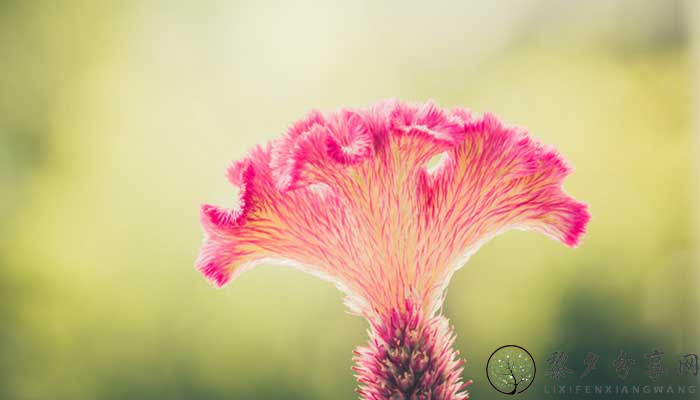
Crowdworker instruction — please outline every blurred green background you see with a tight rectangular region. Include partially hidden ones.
[1,1,699,399]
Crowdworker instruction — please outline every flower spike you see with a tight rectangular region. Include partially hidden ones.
[195,99,589,399]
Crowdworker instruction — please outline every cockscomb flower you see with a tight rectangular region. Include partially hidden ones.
[195,99,589,399]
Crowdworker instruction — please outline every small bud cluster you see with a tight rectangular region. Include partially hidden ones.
[353,303,471,400]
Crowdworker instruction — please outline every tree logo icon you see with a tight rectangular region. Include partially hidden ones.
[486,345,536,395]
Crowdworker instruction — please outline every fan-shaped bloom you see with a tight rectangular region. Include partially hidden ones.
[195,99,589,399]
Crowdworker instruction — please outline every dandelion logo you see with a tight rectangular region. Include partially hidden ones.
[487,345,536,395]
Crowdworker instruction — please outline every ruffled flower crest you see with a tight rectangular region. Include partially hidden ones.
[195,99,589,321]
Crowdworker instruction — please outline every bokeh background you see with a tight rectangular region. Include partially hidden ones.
[2,0,699,399]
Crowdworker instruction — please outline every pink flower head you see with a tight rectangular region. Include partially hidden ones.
[195,99,589,399]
